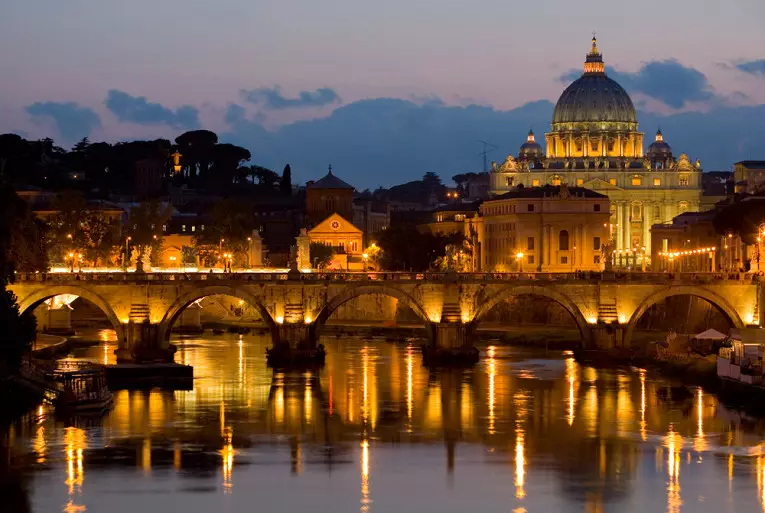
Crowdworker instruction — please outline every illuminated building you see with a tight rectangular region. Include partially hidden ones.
[490,37,703,263]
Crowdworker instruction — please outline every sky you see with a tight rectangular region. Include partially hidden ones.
[2,0,765,188]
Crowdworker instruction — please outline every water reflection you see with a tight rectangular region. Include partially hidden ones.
[6,334,765,512]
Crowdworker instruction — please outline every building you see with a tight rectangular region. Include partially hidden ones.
[306,166,354,226]
[306,213,364,270]
[477,185,609,272]
[421,203,481,236]
[733,161,765,194]
[353,199,390,244]
[489,37,703,263]
[651,210,742,272]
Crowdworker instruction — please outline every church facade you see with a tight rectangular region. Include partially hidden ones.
[489,37,703,264]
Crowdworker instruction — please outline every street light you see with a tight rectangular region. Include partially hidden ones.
[362,252,369,270]
[516,251,524,273]
[125,236,132,270]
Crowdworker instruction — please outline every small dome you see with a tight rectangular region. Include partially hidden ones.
[519,129,543,158]
[647,129,673,158]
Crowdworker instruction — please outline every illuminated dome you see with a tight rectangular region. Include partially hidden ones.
[551,37,637,129]
[646,129,673,158]
[519,129,543,158]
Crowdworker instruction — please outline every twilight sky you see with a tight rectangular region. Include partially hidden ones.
[2,0,765,188]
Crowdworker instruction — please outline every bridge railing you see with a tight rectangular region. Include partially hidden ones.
[12,271,760,284]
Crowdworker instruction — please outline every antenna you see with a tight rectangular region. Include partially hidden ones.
[477,140,498,172]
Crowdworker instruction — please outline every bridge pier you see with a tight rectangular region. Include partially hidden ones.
[590,324,626,350]
[116,303,177,363]
[267,322,324,367]
[423,323,479,366]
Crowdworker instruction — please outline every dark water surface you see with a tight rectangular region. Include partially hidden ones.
[4,332,765,513]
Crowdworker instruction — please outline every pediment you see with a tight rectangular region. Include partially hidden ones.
[581,178,623,191]
[308,213,362,235]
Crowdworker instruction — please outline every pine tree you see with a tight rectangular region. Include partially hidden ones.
[280,164,292,196]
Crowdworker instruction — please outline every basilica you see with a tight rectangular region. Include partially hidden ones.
[489,37,703,261]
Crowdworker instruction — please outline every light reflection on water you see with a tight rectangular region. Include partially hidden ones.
[5,333,765,512]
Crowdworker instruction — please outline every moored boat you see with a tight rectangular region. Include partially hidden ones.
[54,368,113,414]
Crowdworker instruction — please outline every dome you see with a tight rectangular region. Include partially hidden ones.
[551,37,637,128]
[519,129,543,158]
[647,129,673,158]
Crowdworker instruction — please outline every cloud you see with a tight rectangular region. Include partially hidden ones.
[239,86,341,110]
[558,60,716,109]
[104,90,199,129]
[220,96,765,189]
[736,60,765,77]
[25,101,100,141]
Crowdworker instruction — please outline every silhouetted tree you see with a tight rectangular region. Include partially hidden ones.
[281,164,292,196]
[309,243,334,270]
[175,130,218,183]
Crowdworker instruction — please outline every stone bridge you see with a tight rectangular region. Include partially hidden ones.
[9,271,761,362]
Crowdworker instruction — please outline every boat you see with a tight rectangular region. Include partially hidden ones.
[53,368,113,414]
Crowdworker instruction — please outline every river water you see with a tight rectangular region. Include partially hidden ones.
[4,331,765,513]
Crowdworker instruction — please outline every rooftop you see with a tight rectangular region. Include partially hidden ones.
[490,185,608,201]
[308,167,354,190]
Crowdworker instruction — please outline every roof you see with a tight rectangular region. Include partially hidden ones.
[431,201,482,213]
[694,329,727,340]
[308,170,354,190]
[490,185,608,201]
[735,161,765,169]
[553,73,636,126]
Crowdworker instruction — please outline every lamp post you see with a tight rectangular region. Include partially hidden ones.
[641,246,646,272]
[219,238,225,270]
[516,251,524,273]
[67,252,74,273]
[125,236,132,271]
[247,237,252,269]
[362,252,368,271]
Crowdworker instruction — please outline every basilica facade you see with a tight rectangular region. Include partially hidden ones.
[489,37,703,263]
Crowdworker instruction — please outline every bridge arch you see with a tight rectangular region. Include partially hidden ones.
[624,285,745,348]
[17,285,126,343]
[470,285,592,344]
[157,285,276,342]
[309,284,434,343]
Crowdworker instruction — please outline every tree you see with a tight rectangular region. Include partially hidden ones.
[81,213,118,267]
[126,201,173,272]
[0,184,40,370]
[249,165,280,189]
[280,164,292,196]
[376,225,461,271]
[175,130,218,183]
[310,243,335,270]
[210,143,251,188]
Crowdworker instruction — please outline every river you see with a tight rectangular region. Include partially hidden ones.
[3,331,765,513]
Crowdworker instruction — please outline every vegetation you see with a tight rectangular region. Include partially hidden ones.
[126,201,173,271]
[309,243,335,269]
[0,184,44,370]
[375,226,466,271]
[280,164,292,196]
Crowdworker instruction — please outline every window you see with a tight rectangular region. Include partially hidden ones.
[632,204,642,220]
[593,237,601,251]
[552,176,561,186]
[576,178,584,186]
[527,237,535,250]
[181,225,186,232]
[559,230,569,251]
[527,204,535,212]
[191,225,196,232]
[455,214,465,221]
[609,178,617,186]
[594,255,601,264]
[653,178,661,186]
[594,204,601,212]
[631,176,642,186]
[679,175,689,186]
[528,255,535,264]
[162,224,167,232]
[532,179,541,187]
[561,256,568,264]
[653,205,661,220]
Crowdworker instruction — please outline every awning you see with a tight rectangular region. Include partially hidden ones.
[693,328,728,340]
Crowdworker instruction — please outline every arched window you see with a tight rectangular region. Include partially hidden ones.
[552,175,562,186]
[632,203,642,220]
[559,230,569,251]
[678,201,689,214]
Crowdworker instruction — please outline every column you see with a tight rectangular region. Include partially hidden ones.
[616,202,624,250]
[583,134,589,157]
[625,204,632,250]
[581,224,587,269]
[643,203,652,257]
[600,135,606,157]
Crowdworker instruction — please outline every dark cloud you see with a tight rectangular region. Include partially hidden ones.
[558,60,716,109]
[240,86,341,110]
[25,101,100,142]
[736,60,765,77]
[221,96,765,189]
[104,90,199,129]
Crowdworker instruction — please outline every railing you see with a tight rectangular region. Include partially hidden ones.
[12,270,760,284]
